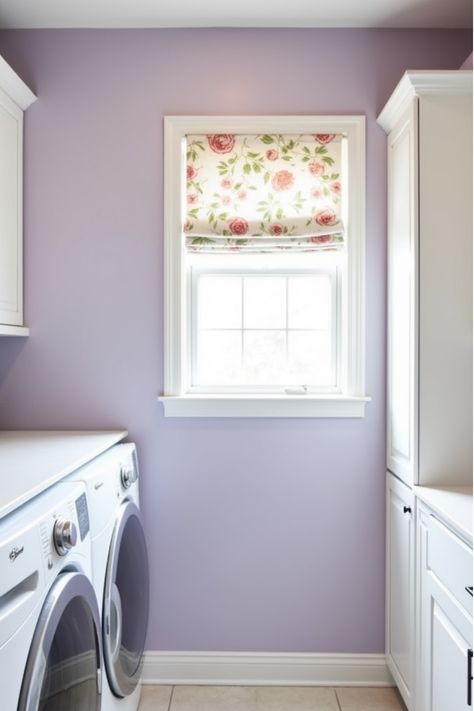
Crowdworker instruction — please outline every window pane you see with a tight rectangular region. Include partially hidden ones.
[198,275,242,329]
[288,275,332,330]
[193,268,338,390]
[288,331,333,386]
[196,331,242,385]
[243,277,286,329]
[243,330,286,384]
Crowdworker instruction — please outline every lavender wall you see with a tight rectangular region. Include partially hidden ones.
[0,29,471,653]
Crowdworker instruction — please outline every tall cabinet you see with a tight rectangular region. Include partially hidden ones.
[380,71,472,490]
[0,55,36,335]
[378,71,473,711]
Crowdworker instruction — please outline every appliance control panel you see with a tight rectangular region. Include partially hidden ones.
[0,482,91,593]
[120,462,138,489]
[53,516,78,556]
[37,484,90,572]
[39,498,76,562]
[75,492,90,541]
[119,445,139,490]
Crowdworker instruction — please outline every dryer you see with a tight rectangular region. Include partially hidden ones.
[0,480,102,710]
[60,443,149,711]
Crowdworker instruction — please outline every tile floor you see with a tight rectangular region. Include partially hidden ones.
[139,685,407,711]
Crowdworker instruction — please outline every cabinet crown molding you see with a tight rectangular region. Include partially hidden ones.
[377,70,473,134]
[0,54,36,110]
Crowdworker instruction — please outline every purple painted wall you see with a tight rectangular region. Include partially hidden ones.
[0,29,471,653]
[461,52,473,68]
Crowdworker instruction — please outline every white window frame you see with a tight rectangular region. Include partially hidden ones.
[160,115,370,418]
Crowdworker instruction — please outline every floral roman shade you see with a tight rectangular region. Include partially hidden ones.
[184,133,345,253]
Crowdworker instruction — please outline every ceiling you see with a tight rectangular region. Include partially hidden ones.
[0,0,471,29]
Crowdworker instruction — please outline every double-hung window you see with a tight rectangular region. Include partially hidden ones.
[161,117,369,417]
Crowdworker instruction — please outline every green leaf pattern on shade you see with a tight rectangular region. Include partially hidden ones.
[184,133,345,253]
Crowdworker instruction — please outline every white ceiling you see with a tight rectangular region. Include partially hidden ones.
[0,0,471,29]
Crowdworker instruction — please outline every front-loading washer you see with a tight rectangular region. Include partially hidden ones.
[60,443,149,711]
[0,480,102,710]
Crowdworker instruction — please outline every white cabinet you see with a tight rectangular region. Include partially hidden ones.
[0,55,36,335]
[385,101,418,485]
[378,71,473,488]
[386,473,415,709]
[0,88,24,328]
[417,503,473,711]
[380,70,473,711]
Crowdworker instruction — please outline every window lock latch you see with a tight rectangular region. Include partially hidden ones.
[284,385,308,396]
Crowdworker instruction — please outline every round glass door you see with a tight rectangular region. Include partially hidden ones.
[103,500,149,697]
[18,572,102,711]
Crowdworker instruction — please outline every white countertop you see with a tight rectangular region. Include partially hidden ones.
[0,430,127,520]
[414,485,473,543]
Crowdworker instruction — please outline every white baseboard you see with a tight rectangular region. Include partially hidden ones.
[142,652,393,687]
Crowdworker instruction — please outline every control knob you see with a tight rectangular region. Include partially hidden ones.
[121,464,138,489]
[53,518,77,556]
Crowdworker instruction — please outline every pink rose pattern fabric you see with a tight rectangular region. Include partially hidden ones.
[185,133,345,253]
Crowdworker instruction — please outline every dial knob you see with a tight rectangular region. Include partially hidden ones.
[53,518,77,556]
[121,464,138,489]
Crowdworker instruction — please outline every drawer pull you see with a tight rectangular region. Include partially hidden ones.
[466,586,473,597]
[403,506,412,514]
[468,648,473,706]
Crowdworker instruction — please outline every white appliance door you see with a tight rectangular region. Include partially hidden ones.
[103,500,149,697]
[18,571,102,711]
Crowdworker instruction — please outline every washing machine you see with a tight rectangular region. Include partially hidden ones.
[0,480,102,710]
[59,442,149,711]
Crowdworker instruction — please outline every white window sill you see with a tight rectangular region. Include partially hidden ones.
[158,394,371,418]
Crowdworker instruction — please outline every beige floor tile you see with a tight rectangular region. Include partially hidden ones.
[254,686,339,710]
[139,684,173,711]
[336,687,405,711]
[170,686,256,711]
[170,685,339,710]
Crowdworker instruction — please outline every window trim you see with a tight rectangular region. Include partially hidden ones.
[160,115,369,418]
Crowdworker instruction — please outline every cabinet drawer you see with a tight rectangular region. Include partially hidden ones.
[426,513,473,615]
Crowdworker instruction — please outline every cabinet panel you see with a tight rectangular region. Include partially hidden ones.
[386,473,415,709]
[418,94,473,486]
[386,102,418,486]
[431,601,471,711]
[418,506,473,711]
[427,514,473,616]
[0,86,23,326]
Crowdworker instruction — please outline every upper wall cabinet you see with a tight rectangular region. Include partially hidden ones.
[378,71,473,488]
[0,55,36,336]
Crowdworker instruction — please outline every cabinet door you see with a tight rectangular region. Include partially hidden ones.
[386,101,418,486]
[0,86,23,326]
[418,508,473,711]
[386,473,415,709]
[418,92,473,486]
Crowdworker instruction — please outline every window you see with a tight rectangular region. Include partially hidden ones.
[190,255,338,391]
[160,117,369,417]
